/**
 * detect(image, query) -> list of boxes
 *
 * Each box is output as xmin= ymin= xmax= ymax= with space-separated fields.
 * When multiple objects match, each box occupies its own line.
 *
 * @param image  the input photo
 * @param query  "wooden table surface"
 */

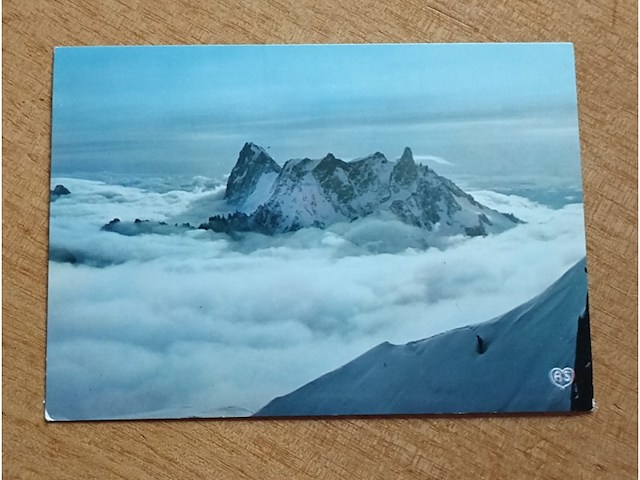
xmin=3 ymin=1 xmax=637 ymax=478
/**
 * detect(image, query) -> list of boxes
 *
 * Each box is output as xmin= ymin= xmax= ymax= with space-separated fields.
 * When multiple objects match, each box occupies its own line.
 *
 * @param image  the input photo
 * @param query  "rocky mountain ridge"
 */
xmin=201 ymin=142 xmax=521 ymax=236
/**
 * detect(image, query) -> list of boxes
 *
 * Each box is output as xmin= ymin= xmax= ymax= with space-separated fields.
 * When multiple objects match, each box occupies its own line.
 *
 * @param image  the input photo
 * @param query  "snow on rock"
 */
xmin=256 ymin=258 xmax=588 ymax=416
xmin=204 ymin=143 xmax=521 ymax=237
xmin=240 ymin=171 xmax=279 ymax=214
xmin=224 ymin=142 xmax=281 ymax=210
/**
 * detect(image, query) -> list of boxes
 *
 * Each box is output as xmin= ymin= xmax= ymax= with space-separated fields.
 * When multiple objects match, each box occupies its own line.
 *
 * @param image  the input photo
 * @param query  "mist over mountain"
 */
xmin=46 ymin=172 xmax=587 ymax=419
xmin=200 ymin=143 xmax=521 ymax=237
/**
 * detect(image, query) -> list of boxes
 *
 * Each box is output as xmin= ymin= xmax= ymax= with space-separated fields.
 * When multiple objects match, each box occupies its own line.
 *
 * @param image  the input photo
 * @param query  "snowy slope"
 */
xmin=225 ymin=142 xmax=281 ymax=212
xmin=251 ymin=146 xmax=520 ymax=234
xmin=205 ymin=144 xmax=520 ymax=236
xmin=256 ymin=258 xmax=588 ymax=416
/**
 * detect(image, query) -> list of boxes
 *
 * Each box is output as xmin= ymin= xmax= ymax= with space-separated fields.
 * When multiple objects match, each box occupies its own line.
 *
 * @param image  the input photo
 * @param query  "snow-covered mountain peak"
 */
xmin=246 ymin=142 xmax=267 ymax=155
xmin=237 ymin=142 xmax=272 ymax=164
xmin=312 ymin=154 xmax=347 ymax=176
xmin=224 ymin=142 xmax=281 ymax=209
xmin=348 ymin=152 xmax=389 ymax=168
xmin=204 ymin=143 xmax=522 ymax=237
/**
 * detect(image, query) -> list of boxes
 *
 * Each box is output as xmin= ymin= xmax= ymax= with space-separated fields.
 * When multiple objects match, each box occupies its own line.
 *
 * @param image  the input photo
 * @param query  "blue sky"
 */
xmin=51 ymin=43 xmax=582 ymax=181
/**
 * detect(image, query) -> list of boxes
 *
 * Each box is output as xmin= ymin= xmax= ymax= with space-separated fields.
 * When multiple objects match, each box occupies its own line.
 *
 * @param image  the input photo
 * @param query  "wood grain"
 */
xmin=3 ymin=1 xmax=637 ymax=478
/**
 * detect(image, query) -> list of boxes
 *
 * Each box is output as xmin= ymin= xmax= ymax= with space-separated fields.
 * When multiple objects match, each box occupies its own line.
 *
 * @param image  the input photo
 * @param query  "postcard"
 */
xmin=45 ymin=43 xmax=593 ymax=420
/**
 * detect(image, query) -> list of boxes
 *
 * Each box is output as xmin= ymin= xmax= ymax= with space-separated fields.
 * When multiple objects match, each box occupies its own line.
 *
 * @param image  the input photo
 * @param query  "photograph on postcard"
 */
xmin=45 ymin=43 xmax=592 ymax=420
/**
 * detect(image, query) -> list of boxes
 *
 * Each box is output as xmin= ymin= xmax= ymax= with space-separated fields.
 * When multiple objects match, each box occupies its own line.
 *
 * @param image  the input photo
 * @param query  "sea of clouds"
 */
xmin=45 ymin=175 xmax=587 ymax=420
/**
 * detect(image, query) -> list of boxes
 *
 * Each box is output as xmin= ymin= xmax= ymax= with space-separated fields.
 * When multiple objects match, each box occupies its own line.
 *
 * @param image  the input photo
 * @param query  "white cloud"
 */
xmin=45 ymin=177 xmax=587 ymax=420
xmin=413 ymin=154 xmax=455 ymax=166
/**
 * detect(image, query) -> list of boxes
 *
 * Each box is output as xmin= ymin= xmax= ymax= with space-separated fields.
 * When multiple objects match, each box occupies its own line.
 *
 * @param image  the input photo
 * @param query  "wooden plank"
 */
xmin=3 ymin=0 xmax=637 ymax=478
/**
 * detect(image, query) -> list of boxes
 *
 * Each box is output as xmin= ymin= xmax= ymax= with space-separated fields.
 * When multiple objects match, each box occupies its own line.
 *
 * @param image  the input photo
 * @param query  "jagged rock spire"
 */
xmin=390 ymin=146 xmax=418 ymax=188
xmin=400 ymin=147 xmax=414 ymax=163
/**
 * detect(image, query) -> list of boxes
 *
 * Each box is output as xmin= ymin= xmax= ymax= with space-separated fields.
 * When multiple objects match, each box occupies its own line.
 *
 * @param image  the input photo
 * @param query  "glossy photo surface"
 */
xmin=45 ymin=43 xmax=592 ymax=420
